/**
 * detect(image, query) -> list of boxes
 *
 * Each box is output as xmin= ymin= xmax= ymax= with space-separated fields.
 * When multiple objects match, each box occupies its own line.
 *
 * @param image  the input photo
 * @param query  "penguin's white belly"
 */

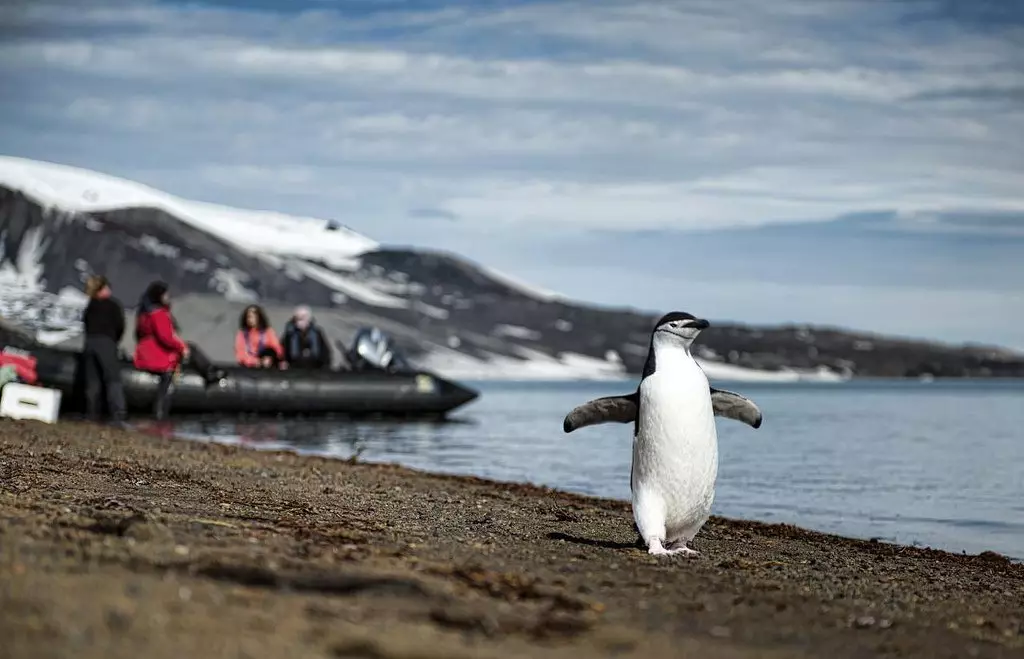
xmin=631 ymin=362 xmax=718 ymax=541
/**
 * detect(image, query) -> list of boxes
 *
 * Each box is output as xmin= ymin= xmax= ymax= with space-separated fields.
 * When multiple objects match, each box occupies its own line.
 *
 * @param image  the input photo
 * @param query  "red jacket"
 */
xmin=133 ymin=306 xmax=187 ymax=373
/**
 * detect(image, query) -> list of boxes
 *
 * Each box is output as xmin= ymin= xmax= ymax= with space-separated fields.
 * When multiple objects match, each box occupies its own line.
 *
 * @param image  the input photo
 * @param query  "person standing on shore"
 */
xmin=80 ymin=275 xmax=127 ymax=426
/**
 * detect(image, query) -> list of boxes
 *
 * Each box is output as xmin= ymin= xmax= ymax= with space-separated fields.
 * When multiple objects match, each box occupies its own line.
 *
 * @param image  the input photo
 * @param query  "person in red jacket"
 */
xmin=133 ymin=281 xmax=224 ymax=419
xmin=234 ymin=304 xmax=284 ymax=368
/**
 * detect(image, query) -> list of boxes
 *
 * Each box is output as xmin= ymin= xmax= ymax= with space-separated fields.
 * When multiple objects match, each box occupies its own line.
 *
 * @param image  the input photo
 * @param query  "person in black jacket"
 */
xmin=280 ymin=305 xmax=332 ymax=369
xmin=80 ymin=274 xmax=127 ymax=425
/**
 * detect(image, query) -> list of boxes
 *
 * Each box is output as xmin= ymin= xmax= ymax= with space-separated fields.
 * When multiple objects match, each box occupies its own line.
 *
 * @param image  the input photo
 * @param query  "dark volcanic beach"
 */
xmin=1 ymin=420 xmax=1021 ymax=659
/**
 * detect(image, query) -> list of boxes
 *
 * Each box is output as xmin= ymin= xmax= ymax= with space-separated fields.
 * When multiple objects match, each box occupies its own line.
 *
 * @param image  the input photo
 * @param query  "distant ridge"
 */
xmin=2 ymin=155 xmax=1022 ymax=380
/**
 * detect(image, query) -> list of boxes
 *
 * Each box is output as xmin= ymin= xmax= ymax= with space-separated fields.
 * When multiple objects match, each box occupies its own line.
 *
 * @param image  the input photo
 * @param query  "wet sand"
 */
xmin=1 ymin=419 xmax=1021 ymax=659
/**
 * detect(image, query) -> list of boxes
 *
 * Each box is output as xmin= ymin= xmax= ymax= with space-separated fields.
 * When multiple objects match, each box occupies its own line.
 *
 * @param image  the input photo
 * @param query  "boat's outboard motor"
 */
xmin=347 ymin=326 xmax=411 ymax=373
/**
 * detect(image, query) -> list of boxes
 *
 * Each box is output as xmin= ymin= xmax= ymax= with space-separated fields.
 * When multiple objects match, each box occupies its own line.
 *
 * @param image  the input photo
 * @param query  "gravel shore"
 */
xmin=1 ymin=419 xmax=1021 ymax=658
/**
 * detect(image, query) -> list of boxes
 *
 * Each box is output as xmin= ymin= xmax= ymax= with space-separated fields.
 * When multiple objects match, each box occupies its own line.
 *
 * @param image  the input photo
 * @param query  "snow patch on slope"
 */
xmin=296 ymin=261 xmax=449 ymax=318
xmin=0 ymin=156 xmax=378 ymax=261
xmin=137 ymin=234 xmax=180 ymax=259
xmin=492 ymin=324 xmax=542 ymax=340
xmin=476 ymin=263 xmax=565 ymax=302
xmin=697 ymin=359 xmax=848 ymax=382
xmin=210 ymin=269 xmax=259 ymax=303
xmin=0 ymin=230 xmax=87 ymax=344
xmin=296 ymin=261 xmax=409 ymax=309
xmin=416 ymin=343 xmax=846 ymax=382
xmin=415 ymin=345 xmax=629 ymax=381
xmin=414 ymin=301 xmax=450 ymax=319
xmin=0 ymin=227 xmax=49 ymax=291
xmin=0 ymin=285 xmax=85 ymax=344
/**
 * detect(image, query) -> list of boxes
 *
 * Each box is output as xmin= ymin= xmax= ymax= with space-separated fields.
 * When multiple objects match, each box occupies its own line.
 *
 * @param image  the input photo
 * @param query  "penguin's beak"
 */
xmin=688 ymin=318 xmax=710 ymax=330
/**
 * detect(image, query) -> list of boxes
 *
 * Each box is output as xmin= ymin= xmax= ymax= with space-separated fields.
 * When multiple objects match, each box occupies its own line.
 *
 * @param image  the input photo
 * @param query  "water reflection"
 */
xmin=132 ymin=415 xmax=487 ymax=470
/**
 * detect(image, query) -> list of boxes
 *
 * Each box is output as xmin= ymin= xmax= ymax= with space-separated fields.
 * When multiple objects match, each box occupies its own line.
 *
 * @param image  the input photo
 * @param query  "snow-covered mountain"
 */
xmin=2 ymin=156 xmax=1021 ymax=381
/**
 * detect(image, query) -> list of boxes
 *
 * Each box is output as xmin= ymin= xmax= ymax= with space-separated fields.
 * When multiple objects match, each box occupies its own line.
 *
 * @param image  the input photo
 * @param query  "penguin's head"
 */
xmin=652 ymin=311 xmax=710 ymax=347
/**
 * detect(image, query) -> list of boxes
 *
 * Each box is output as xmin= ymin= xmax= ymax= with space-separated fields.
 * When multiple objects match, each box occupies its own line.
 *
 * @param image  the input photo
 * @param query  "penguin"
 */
xmin=562 ymin=311 xmax=763 ymax=557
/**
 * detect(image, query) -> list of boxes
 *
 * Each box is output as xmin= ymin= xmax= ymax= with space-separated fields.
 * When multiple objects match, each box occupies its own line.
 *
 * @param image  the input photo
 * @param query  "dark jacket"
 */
xmin=82 ymin=297 xmax=125 ymax=343
xmin=282 ymin=320 xmax=331 ymax=369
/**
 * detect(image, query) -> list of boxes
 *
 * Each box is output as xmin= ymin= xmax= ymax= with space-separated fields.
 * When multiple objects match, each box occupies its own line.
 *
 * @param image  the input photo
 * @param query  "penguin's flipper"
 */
xmin=710 ymin=387 xmax=763 ymax=429
xmin=563 ymin=393 xmax=638 ymax=433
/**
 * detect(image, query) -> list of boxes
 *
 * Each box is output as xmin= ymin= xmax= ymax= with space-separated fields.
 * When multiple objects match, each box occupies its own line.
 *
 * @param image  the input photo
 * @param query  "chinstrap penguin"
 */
xmin=563 ymin=311 xmax=763 ymax=557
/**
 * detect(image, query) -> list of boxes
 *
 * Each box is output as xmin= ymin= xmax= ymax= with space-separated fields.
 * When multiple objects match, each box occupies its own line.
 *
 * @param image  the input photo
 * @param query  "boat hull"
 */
xmin=23 ymin=343 xmax=479 ymax=419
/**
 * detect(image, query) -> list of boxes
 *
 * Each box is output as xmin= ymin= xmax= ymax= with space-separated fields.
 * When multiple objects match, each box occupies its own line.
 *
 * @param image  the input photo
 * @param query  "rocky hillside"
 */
xmin=1 ymin=156 xmax=1022 ymax=380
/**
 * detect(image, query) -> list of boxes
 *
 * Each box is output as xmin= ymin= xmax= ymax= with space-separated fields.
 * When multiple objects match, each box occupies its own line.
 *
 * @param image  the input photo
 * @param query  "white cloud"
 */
xmin=3 ymin=0 xmax=1021 ymax=233
xmin=438 ymin=176 xmax=881 ymax=229
xmin=9 ymin=33 xmax=1024 ymax=106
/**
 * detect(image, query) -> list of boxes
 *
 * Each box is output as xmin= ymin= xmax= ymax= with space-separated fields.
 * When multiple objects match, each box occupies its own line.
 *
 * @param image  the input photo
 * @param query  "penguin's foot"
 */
xmin=646 ymin=537 xmax=698 ymax=557
xmin=667 ymin=546 xmax=700 ymax=557
xmin=647 ymin=538 xmax=671 ymax=555
xmin=665 ymin=539 xmax=700 ymax=557
xmin=645 ymin=537 xmax=700 ymax=557
xmin=647 ymin=546 xmax=698 ymax=557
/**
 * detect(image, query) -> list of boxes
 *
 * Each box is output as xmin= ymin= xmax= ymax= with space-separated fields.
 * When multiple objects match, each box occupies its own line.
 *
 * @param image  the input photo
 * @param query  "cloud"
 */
xmin=3 ymin=0 xmax=1022 ymax=230
xmin=1 ymin=0 xmax=1023 ymax=345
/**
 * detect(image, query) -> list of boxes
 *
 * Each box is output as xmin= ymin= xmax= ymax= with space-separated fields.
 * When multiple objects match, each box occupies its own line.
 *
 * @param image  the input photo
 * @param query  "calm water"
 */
xmin=147 ymin=379 xmax=1024 ymax=560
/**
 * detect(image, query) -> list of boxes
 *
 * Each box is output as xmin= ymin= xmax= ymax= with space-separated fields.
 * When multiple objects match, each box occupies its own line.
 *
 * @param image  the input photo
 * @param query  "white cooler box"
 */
xmin=0 ymin=383 xmax=62 ymax=424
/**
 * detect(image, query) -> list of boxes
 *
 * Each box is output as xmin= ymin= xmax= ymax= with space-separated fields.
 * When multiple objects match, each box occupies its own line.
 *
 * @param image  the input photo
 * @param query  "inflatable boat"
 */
xmin=2 ymin=328 xmax=479 ymax=419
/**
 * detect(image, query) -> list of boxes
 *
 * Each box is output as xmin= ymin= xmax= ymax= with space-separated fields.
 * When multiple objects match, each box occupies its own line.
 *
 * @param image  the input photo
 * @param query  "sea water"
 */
xmin=156 ymin=379 xmax=1024 ymax=560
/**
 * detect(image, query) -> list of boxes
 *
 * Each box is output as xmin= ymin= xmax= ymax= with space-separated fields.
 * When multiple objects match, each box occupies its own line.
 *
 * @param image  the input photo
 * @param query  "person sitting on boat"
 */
xmin=234 ymin=304 xmax=284 ymax=369
xmin=133 ymin=281 xmax=225 ymax=419
xmin=281 ymin=305 xmax=332 ymax=370
xmin=80 ymin=274 xmax=128 ymax=425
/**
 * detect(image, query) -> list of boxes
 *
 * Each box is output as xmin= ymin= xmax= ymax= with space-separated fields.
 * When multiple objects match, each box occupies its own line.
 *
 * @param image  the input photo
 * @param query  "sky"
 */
xmin=1 ymin=0 xmax=1023 ymax=348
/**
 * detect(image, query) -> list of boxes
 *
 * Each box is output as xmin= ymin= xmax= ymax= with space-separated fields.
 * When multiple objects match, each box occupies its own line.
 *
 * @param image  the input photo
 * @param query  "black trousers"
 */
xmin=152 ymin=342 xmax=219 ymax=420
xmin=185 ymin=342 xmax=215 ymax=375
xmin=153 ymin=372 xmax=175 ymax=420
xmin=82 ymin=335 xmax=127 ymax=421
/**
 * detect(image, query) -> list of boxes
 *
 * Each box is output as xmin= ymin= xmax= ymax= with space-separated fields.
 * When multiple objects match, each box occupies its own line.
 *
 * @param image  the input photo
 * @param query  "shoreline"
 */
xmin=2 ymin=419 xmax=1022 ymax=658
xmin=161 ymin=420 xmax=1022 ymax=563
